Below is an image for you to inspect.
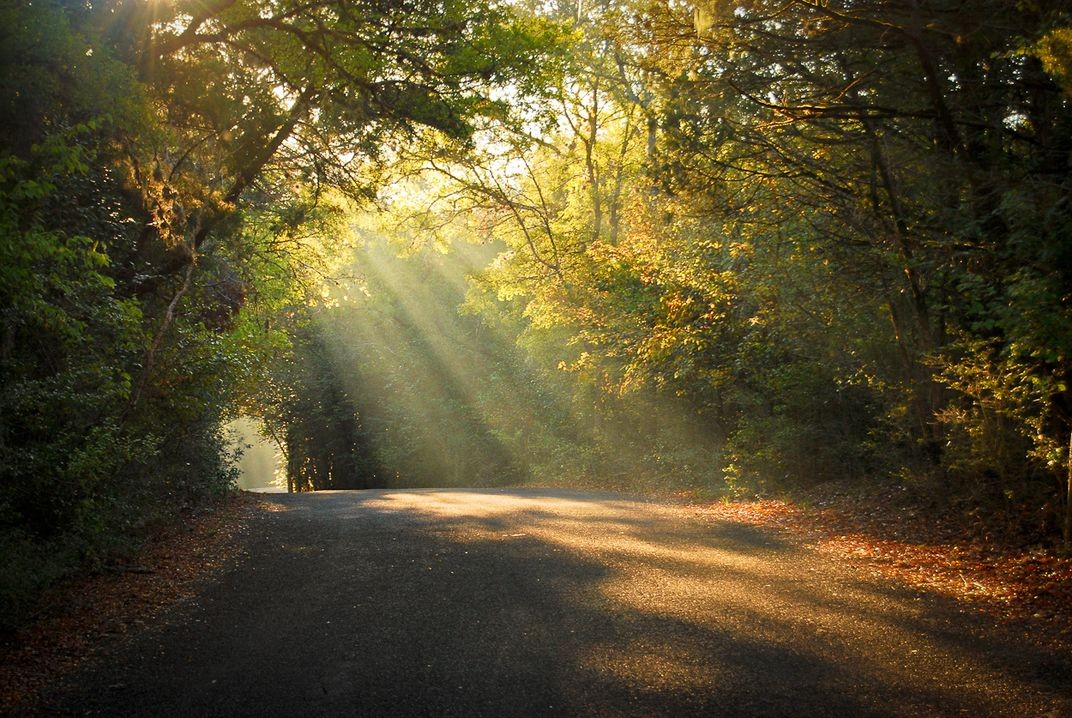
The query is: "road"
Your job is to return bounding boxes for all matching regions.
[39,489,1071,716]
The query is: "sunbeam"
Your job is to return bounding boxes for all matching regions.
[292,213,724,494]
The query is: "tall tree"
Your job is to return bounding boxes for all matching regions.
[0,0,566,626]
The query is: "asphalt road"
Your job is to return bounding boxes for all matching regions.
[39,489,1072,717]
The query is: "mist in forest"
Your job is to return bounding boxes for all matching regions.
[228,418,285,491]
[290,230,722,493]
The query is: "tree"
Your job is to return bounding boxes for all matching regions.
[0,0,568,627]
[404,0,1072,523]
[631,0,1072,522]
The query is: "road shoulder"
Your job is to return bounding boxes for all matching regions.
[0,491,266,715]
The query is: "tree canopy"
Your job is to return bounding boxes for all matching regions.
[0,0,565,629]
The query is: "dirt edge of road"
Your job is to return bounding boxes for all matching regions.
[0,491,267,715]
[683,484,1072,652]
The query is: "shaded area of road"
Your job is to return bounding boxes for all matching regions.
[39,489,1071,716]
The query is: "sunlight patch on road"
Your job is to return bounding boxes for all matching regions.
[365,490,625,519]
[352,488,1039,709]
[584,637,727,694]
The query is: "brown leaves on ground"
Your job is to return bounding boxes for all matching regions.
[0,491,267,715]
[683,484,1072,650]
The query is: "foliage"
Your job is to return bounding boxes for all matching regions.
[0,0,565,630]
[616,0,1071,529]
[383,0,1072,546]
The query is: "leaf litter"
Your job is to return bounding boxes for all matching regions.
[0,491,267,714]
[684,483,1072,651]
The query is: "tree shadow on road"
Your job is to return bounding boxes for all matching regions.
[37,488,1072,717]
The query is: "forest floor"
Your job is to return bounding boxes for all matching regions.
[682,481,1072,651]
[2,483,1071,713]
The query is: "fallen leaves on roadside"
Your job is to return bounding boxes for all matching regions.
[685,487,1072,651]
[0,491,267,715]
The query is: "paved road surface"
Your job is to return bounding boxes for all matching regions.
[39,489,1072,716]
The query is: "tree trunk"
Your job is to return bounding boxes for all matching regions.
[586,81,603,242]
[1064,429,1071,551]
[124,260,196,418]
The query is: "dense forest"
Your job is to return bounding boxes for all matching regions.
[1,0,1070,629]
